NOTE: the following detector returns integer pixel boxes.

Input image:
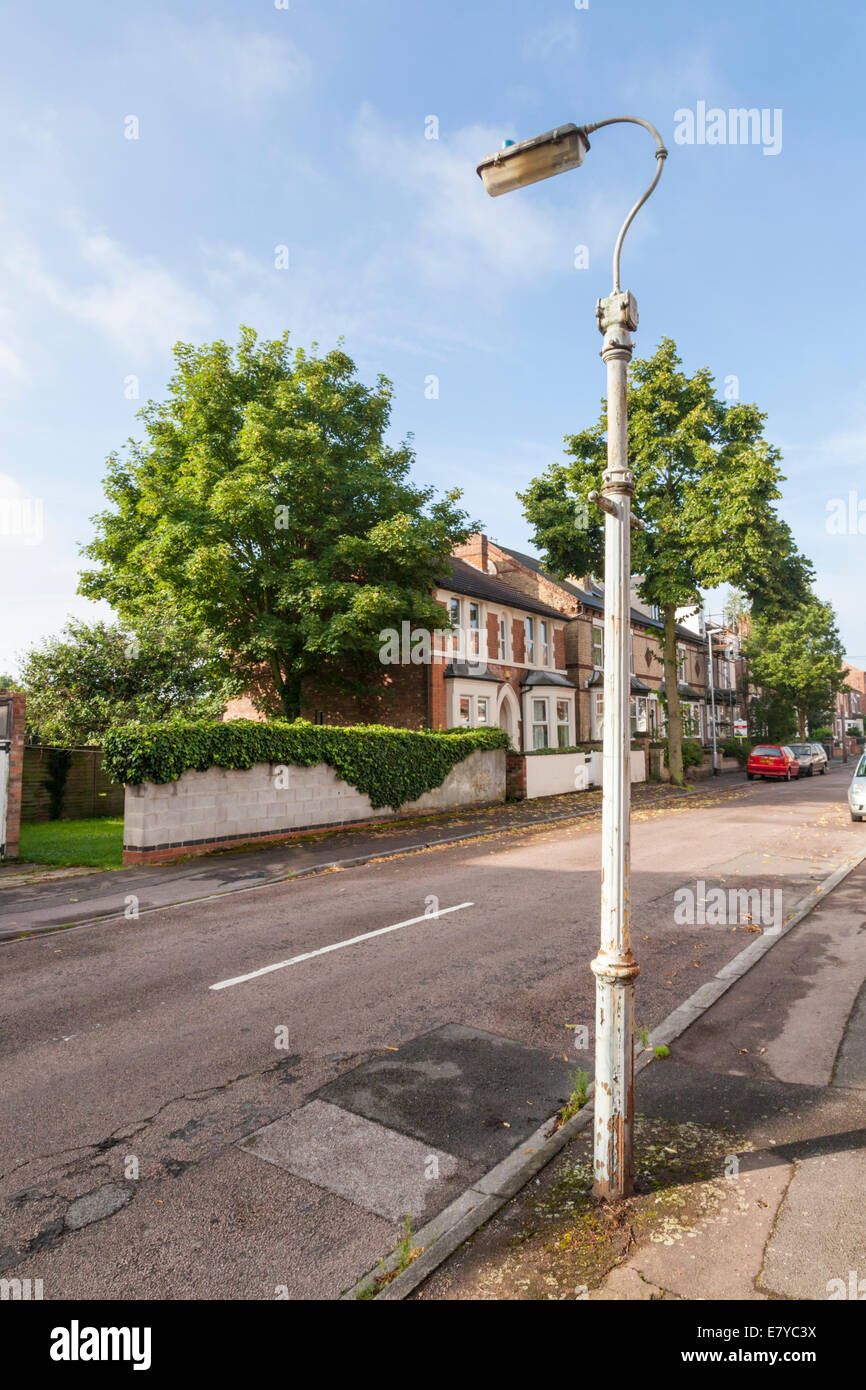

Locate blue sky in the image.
[1,0,864,675]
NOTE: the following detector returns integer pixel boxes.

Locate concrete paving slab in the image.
[760,1147,866,1300]
[834,979,866,1089]
[315,1023,572,1165]
[239,1099,463,1223]
[628,1149,791,1300]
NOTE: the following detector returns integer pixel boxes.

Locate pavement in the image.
[1,763,862,1300]
[409,853,866,1302]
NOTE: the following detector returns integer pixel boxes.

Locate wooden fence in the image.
[22,746,124,822]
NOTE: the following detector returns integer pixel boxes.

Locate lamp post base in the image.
[591,952,640,1200]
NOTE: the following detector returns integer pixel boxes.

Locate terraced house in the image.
[226,532,747,759]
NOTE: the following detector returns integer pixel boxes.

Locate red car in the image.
[747,744,801,781]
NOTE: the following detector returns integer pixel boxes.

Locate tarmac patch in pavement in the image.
[65,1184,132,1231]
[315,1023,572,1165]
[238,1099,461,1223]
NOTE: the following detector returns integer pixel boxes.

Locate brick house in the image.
[461,536,719,744]
[224,548,578,753]
[225,531,750,751]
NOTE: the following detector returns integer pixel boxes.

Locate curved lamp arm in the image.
[583,116,667,292]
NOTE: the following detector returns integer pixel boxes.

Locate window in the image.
[475,697,489,726]
[629,631,634,674]
[677,645,687,682]
[630,696,648,736]
[556,698,571,748]
[449,597,461,653]
[682,702,701,738]
[592,691,604,740]
[499,615,508,662]
[592,625,603,668]
[649,604,660,622]
[525,616,535,664]
[531,697,549,749]
[540,620,549,666]
[468,602,481,657]
[458,695,471,727]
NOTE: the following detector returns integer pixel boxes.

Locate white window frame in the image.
[555,697,572,748]
[531,696,549,749]
[468,601,481,658]
[592,624,604,669]
[630,695,649,736]
[592,690,604,740]
[498,614,509,662]
[540,620,549,667]
[525,616,535,664]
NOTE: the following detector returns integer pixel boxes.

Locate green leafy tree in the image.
[519,339,812,784]
[80,330,473,719]
[19,619,228,745]
[743,595,846,740]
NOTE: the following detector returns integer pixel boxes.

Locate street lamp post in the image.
[477,116,667,1200]
[707,625,720,775]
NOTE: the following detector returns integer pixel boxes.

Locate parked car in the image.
[747,744,801,781]
[848,754,866,822]
[788,742,826,776]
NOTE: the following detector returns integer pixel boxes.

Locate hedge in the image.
[102,719,510,810]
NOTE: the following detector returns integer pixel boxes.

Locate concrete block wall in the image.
[123,749,506,864]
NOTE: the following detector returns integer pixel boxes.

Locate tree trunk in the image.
[797,706,807,740]
[663,604,685,786]
[269,656,301,721]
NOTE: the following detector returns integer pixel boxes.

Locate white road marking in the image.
[209,902,475,991]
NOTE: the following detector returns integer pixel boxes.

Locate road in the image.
[0,766,861,1299]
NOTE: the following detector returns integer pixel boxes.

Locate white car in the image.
[848,755,866,822]
[809,742,829,773]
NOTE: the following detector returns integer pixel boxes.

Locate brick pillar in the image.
[486,611,500,661]
[2,692,26,859]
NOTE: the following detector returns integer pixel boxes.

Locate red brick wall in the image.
[2,692,25,859]
[486,611,500,661]
[452,533,488,571]
[553,628,566,670]
[506,752,526,800]
[300,664,429,730]
[511,618,526,664]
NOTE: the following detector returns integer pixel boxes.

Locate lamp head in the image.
[476,123,590,196]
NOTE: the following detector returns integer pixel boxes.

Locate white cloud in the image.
[3,220,213,360]
[159,22,311,106]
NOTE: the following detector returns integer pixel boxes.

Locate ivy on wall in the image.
[103,719,510,810]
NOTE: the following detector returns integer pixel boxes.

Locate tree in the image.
[743,595,846,740]
[519,338,812,785]
[80,330,474,719]
[19,619,228,745]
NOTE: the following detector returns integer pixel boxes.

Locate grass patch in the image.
[18,817,124,871]
[356,1214,421,1299]
[558,1068,590,1127]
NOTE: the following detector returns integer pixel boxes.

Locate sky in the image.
[1,0,865,676]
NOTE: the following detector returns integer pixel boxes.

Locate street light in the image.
[477,116,667,1200]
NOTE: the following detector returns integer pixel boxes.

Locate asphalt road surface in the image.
[1,766,861,1299]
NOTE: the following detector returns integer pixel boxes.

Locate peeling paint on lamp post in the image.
[477,114,667,1201]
